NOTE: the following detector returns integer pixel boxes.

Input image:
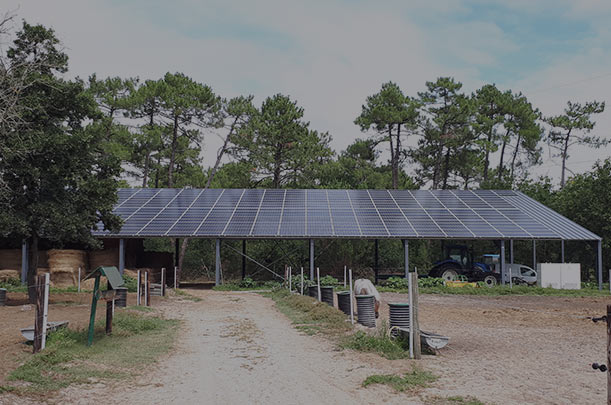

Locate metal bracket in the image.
[590,315,607,323]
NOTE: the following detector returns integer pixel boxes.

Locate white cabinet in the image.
[537,263,581,289]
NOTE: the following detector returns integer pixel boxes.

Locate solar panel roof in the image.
[92,188,600,241]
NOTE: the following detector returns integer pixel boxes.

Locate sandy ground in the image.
[1,290,609,404]
[56,290,421,405]
[379,292,609,405]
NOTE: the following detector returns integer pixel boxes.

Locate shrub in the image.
[319,275,339,287]
[239,277,256,288]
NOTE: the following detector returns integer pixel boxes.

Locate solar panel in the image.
[91,188,600,241]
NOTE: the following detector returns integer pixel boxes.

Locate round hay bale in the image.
[47,250,87,287]
[88,249,119,270]
[0,269,20,282]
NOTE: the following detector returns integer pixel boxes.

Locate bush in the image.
[122,275,138,292]
[386,277,408,289]
[319,275,339,287]
[239,277,256,288]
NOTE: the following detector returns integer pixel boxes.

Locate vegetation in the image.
[378,283,610,297]
[425,396,485,405]
[342,328,410,360]
[5,311,178,394]
[0,15,609,288]
[362,368,438,392]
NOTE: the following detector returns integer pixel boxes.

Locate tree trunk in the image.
[560,129,572,188]
[388,127,396,189]
[442,147,451,189]
[154,154,161,188]
[483,131,492,183]
[273,143,283,188]
[510,134,521,183]
[206,117,238,188]
[168,114,179,188]
[142,152,150,188]
[498,135,508,181]
[27,234,39,304]
[393,125,401,189]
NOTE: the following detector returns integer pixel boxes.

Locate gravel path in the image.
[96,291,419,405]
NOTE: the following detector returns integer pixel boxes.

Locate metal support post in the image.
[21,240,28,284]
[501,240,506,285]
[533,240,537,270]
[403,240,409,280]
[309,239,314,281]
[374,239,379,284]
[510,240,514,264]
[118,238,125,275]
[561,240,565,263]
[174,238,180,267]
[598,240,603,291]
[215,239,221,286]
[242,240,247,280]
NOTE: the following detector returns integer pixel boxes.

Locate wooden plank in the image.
[106,300,113,335]
[607,304,610,405]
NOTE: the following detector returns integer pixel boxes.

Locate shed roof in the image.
[92,188,600,241]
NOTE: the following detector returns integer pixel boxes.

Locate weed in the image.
[379,284,610,297]
[425,395,485,405]
[342,327,409,360]
[5,311,178,394]
[362,368,437,392]
[173,288,202,301]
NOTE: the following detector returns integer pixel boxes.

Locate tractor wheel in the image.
[483,275,498,288]
[439,266,459,282]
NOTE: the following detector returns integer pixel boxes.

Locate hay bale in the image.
[89,248,119,270]
[47,249,87,287]
[0,269,20,282]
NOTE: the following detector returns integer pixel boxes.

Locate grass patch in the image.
[5,311,179,394]
[379,284,611,297]
[341,326,410,360]
[266,289,351,336]
[173,288,202,302]
[363,368,437,392]
[425,395,485,405]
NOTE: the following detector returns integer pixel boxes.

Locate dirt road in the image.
[75,291,420,405]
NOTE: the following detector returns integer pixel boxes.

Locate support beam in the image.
[118,239,125,275]
[242,240,247,280]
[374,239,379,284]
[598,240,603,291]
[561,240,565,263]
[510,240,514,264]
[215,239,221,286]
[533,240,537,270]
[500,240,506,285]
[21,240,28,284]
[309,239,314,281]
[403,239,409,280]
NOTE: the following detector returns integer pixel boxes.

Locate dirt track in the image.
[2,290,609,404]
[64,290,418,405]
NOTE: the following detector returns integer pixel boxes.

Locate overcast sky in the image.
[4,0,611,185]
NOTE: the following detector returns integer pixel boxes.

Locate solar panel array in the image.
[92,188,600,240]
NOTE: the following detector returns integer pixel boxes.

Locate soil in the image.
[1,290,608,404]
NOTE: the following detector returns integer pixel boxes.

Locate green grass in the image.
[173,288,202,302]
[266,289,351,336]
[341,326,410,360]
[425,396,485,405]
[378,284,611,297]
[5,311,179,394]
[362,368,437,392]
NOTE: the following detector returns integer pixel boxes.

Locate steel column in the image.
[374,239,379,284]
[404,239,409,279]
[597,240,603,290]
[242,240,246,280]
[215,239,221,286]
[21,240,28,284]
[561,240,565,263]
[119,239,125,275]
[174,238,180,267]
[500,240,506,285]
[309,239,314,281]
[510,240,514,264]
[533,240,536,270]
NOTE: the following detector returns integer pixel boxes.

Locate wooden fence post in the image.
[412,272,421,359]
[137,270,141,306]
[146,271,151,306]
[607,304,610,405]
[33,274,49,353]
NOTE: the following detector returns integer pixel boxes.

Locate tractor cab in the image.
[445,245,472,269]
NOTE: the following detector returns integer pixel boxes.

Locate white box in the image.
[537,263,581,289]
